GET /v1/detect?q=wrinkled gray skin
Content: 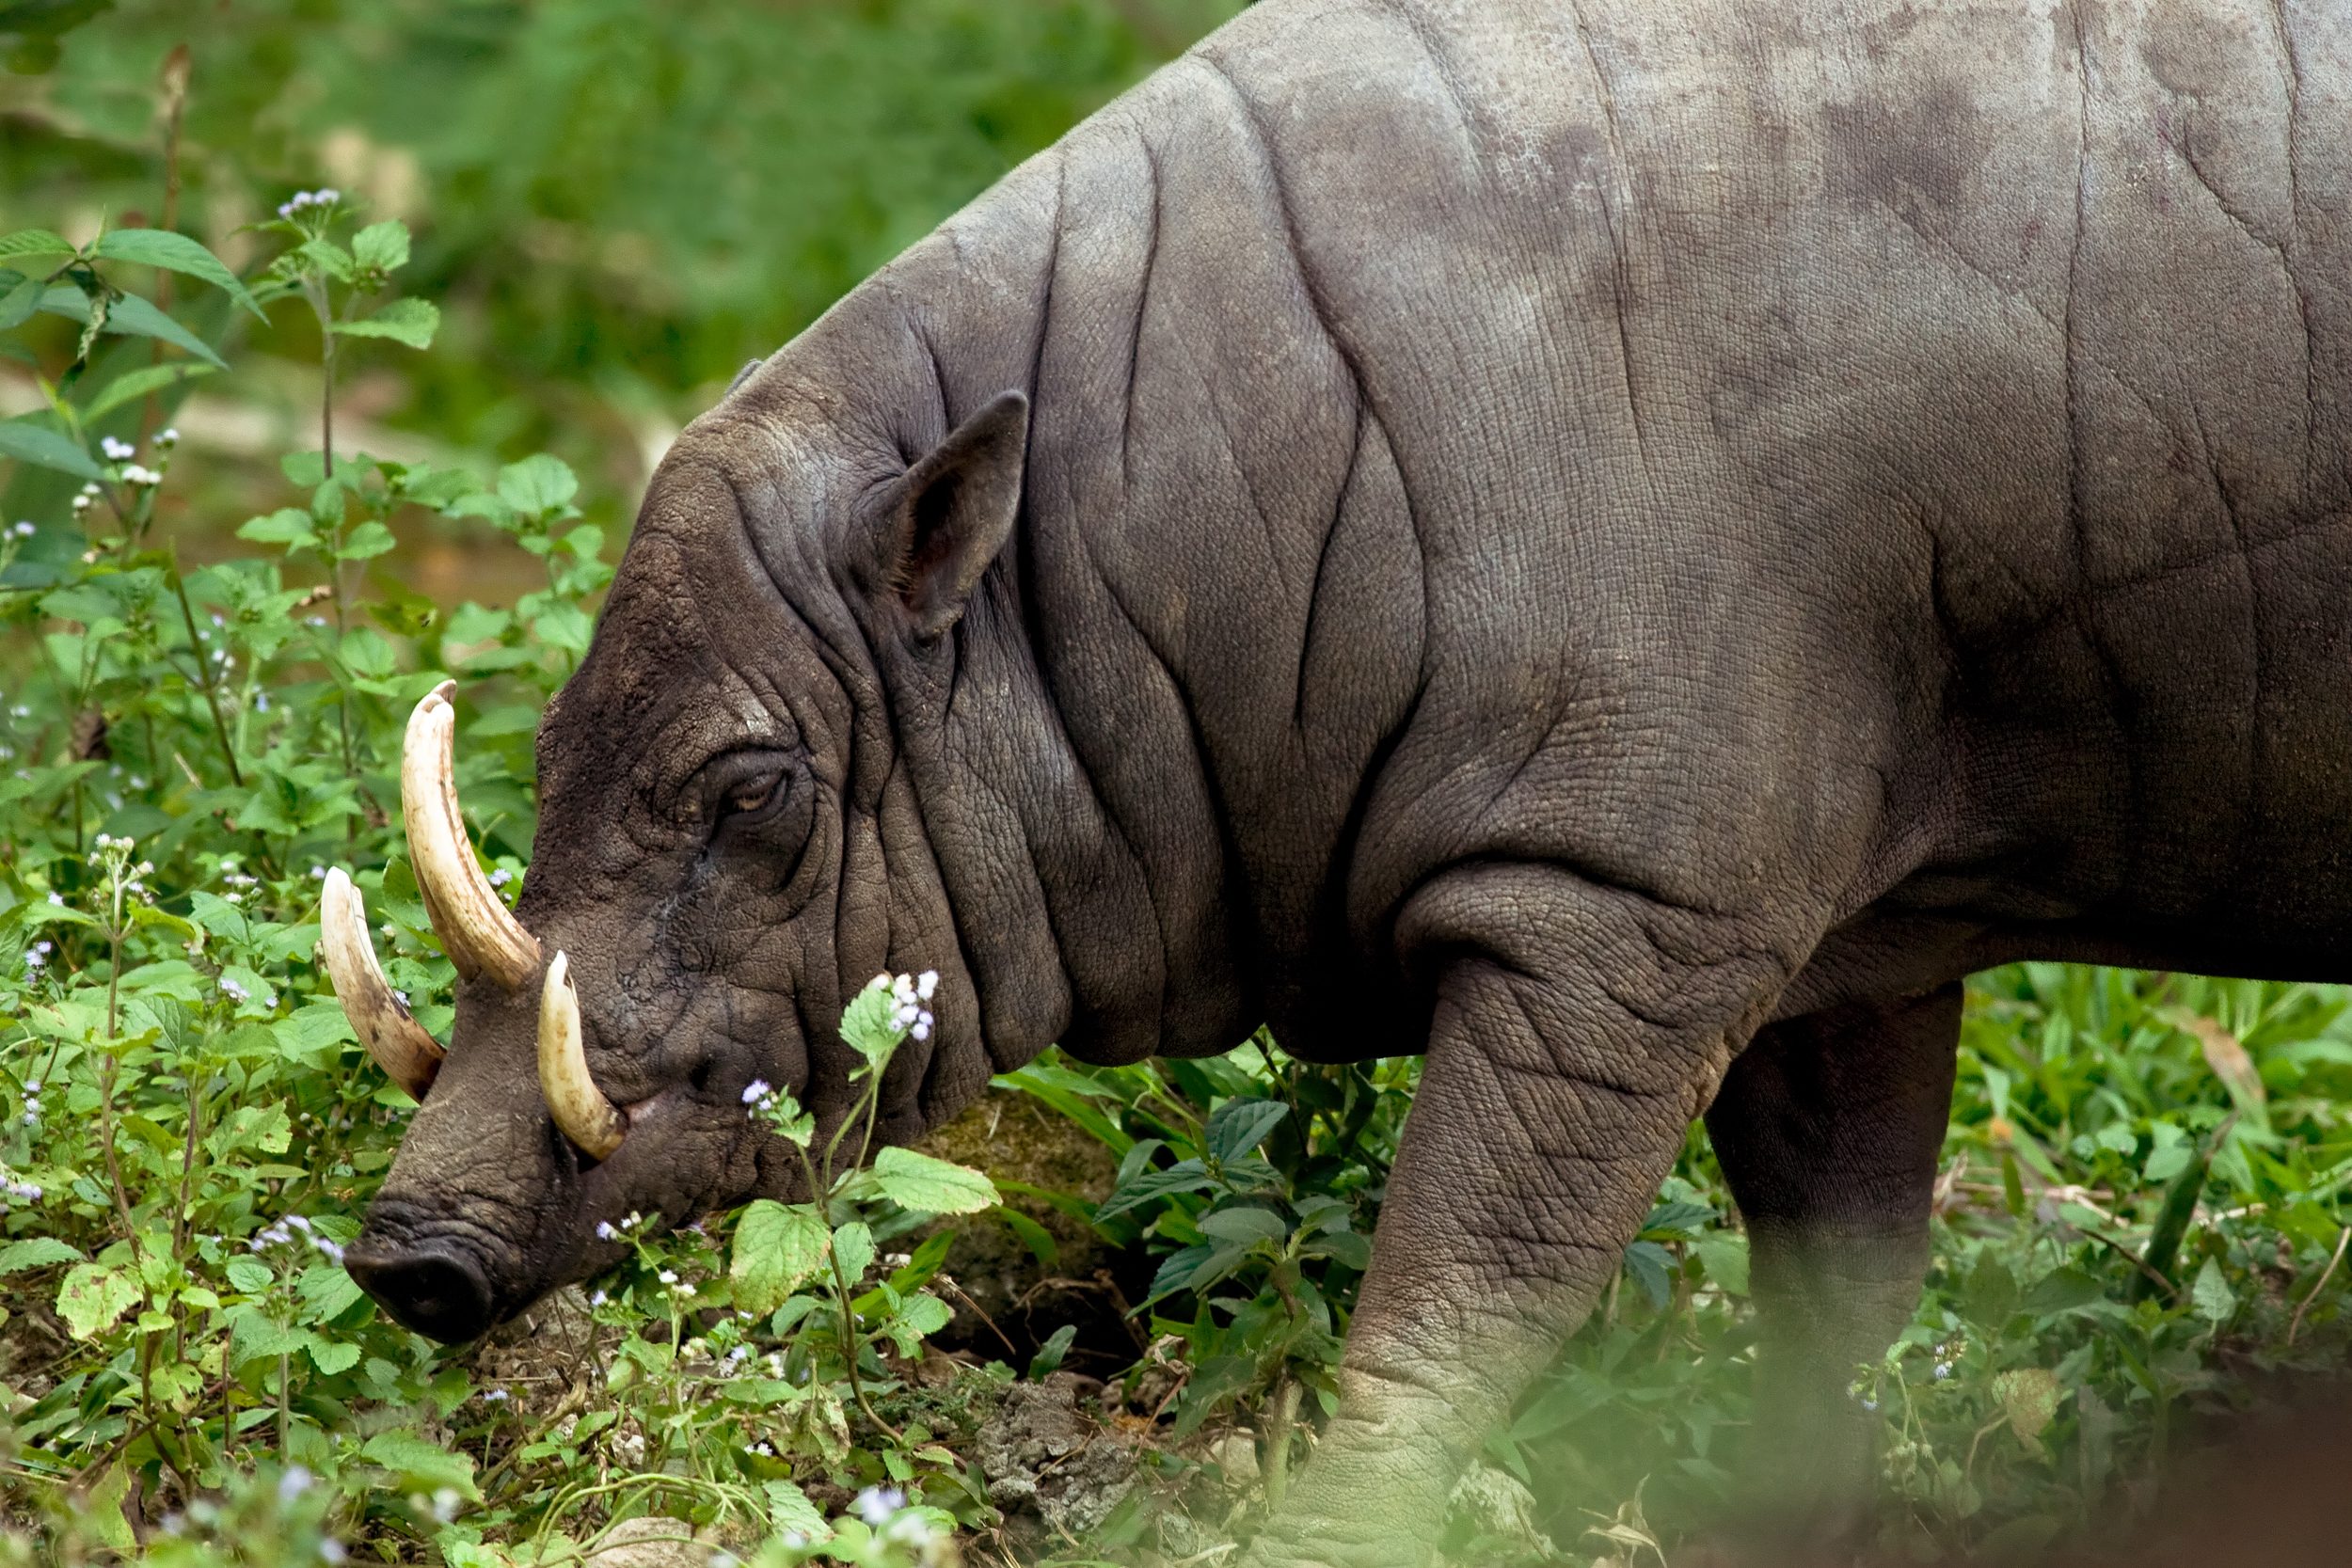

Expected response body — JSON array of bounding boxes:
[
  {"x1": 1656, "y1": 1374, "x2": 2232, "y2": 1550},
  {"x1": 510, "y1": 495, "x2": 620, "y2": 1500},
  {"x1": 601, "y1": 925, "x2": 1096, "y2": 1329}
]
[{"x1": 345, "y1": 0, "x2": 2352, "y2": 1559}]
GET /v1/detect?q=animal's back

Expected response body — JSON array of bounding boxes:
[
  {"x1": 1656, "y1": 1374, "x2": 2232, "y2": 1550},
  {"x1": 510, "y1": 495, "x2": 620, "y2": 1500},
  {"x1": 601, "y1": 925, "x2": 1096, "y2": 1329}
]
[
  {"x1": 746, "y1": 0, "x2": 2352, "y2": 1053},
  {"x1": 1119, "y1": 0, "x2": 2352, "y2": 997}
]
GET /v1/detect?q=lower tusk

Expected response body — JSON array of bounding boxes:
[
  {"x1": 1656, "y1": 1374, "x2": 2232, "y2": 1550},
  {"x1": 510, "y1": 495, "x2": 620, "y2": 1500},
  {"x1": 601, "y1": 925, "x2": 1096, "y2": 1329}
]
[
  {"x1": 538, "y1": 951, "x2": 625, "y2": 1159},
  {"x1": 318, "y1": 868, "x2": 444, "y2": 1101}
]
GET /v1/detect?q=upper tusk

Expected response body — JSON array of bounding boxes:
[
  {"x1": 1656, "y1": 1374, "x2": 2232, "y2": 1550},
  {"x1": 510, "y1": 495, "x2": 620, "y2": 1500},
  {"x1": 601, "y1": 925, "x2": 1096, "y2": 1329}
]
[
  {"x1": 402, "y1": 680, "x2": 540, "y2": 990},
  {"x1": 538, "y1": 951, "x2": 626, "y2": 1159},
  {"x1": 318, "y1": 868, "x2": 445, "y2": 1101}
]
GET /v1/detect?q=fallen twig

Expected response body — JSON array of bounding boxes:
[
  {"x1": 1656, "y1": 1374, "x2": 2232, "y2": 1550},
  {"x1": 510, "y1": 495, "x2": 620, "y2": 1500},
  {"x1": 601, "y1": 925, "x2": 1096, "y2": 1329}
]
[{"x1": 2287, "y1": 1225, "x2": 2351, "y2": 1348}]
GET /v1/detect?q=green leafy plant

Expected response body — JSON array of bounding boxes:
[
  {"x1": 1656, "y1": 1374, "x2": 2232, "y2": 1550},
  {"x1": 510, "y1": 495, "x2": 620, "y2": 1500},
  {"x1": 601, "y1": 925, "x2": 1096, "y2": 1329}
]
[{"x1": 0, "y1": 215, "x2": 1005, "y2": 1565}]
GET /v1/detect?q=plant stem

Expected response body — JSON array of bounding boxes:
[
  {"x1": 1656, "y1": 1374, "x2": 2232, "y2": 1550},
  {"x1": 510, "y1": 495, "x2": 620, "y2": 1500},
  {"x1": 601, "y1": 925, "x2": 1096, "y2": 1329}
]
[
  {"x1": 95, "y1": 886, "x2": 141, "y2": 1250},
  {"x1": 167, "y1": 548, "x2": 242, "y2": 787},
  {"x1": 827, "y1": 1236, "x2": 901, "y2": 1443},
  {"x1": 1262, "y1": 1375, "x2": 1301, "y2": 1510},
  {"x1": 141, "y1": 45, "x2": 192, "y2": 438}
]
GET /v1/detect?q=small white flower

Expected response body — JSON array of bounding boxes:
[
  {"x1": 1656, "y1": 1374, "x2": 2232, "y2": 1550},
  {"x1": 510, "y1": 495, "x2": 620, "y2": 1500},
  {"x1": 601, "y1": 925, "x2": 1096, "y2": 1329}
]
[
  {"x1": 9, "y1": 521, "x2": 30, "y2": 538},
  {"x1": 916, "y1": 969, "x2": 939, "y2": 1000},
  {"x1": 596, "y1": 1221, "x2": 618, "y2": 1241},
  {"x1": 658, "y1": 1269, "x2": 677, "y2": 1284},
  {"x1": 46, "y1": 892, "x2": 62, "y2": 907},
  {"x1": 488, "y1": 867, "x2": 512, "y2": 886},
  {"x1": 100, "y1": 436, "x2": 135, "y2": 461},
  {"x1": 157, "y1": 427, "x2": 180, "y2": 447},
  {"x1": 740, "y1": 1079, "x2": 772, "y2": 1105},
  {"x1": 854, "y1": 1486, "x2": 905, "y2": 1526}
]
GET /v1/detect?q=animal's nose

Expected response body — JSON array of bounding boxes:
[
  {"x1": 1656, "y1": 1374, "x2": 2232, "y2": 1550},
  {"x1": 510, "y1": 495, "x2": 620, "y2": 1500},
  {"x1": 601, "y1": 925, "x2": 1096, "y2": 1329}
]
[{"x1": 344, "y1": 1240, "x2": 494, "y2": 1342}]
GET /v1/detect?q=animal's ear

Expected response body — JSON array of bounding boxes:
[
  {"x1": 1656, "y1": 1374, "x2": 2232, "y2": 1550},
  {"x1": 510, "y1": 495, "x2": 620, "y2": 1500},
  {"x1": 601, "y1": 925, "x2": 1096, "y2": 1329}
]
[{"x1": 866, "y1": 389, "x2": 1028, "y2": 640}]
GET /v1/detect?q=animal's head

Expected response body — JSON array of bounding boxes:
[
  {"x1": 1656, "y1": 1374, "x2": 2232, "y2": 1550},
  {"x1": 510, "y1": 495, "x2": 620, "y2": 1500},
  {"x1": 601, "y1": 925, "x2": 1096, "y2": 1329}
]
[{"x1": 330, "y1": 388, "x2": 1033, "y2": 1341}]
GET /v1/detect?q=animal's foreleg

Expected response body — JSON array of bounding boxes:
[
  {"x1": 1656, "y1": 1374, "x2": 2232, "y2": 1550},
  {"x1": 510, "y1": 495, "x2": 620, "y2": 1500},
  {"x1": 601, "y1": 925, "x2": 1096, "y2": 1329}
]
[{"x1": 1246, "y1": 864, "x2": 1798, "y2": 1568}]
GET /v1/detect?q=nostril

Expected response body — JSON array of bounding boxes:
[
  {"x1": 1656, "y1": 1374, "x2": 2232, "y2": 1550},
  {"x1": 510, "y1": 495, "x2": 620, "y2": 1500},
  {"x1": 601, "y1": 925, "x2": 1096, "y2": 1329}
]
[{"x1": 345, "y1": 1243, "x2": 494, "y2": 1343}]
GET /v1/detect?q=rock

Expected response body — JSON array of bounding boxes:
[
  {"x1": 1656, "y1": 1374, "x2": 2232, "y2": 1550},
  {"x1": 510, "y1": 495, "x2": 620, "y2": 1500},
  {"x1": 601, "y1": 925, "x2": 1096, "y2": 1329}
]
[
  {"x1": 973, "y1": 1371, "x2": 1138, "y2": 1542},
  {"x1": 1207, "y1": 1432, "x2": 1261, "y2": 1491}
]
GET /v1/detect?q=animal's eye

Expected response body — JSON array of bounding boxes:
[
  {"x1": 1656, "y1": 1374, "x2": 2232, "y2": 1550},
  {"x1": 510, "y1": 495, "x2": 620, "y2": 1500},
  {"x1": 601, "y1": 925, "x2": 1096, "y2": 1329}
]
[{"x1": 724, "y1": 774, "x2": 779, "y2": 817}]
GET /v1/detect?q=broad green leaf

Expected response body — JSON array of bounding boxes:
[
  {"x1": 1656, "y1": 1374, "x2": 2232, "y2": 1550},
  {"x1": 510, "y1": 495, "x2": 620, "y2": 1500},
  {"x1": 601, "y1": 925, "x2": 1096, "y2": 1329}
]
[
  {"x1": 729, "y1": 1199, "x2": 830, "y2": 1315},
  {"x1": 836, "y1": 980, "x2": 903, "y2": 1071},
  {"x1": 0, "y1": 418, "x2": 101, "y2": 481},
  {"x1": 90, "y1": 229, "x2": 263, "y2": 317},
  {"x1": 1303, "y1": 1228, "x2": 1373, "y2": 1270},
  {"x1": 39, "y1": 284, "x2": 225, "y2": 369},
  {"x1": 765, "y1": 1480, "x2": 834, "y2": 1543},
  {"x1": 80, "y1": 361, "x2": 216, "y2": 422},
  {"x1": 83, "y1": 1465, "x2": 137, "y2": 1553},
  {"x1": 1195, "y1": 1205, "x2": 1287, "y2": 1244},
  {"x1": 831, "y1": 1220, "x2": 875, "y2": 1284},
  {"x1": 228, "y1": 1308, "x2": 305, "y2": 1369},
  {"x1": 224, "y1": 1258, "x2": 271, "y2": 1293},
  {"x1": 40, "y1": 286, "x2": 227, "y2": 368},
  {"x1": 351, "y1": 219, "x2": 411, "y2": 274},
  {"x1": 869, "y1": 1146, "x2": 999, "y2": 1215},
  {"x1": 1094, "y1": 1157, "x2": 1213, "y2": 1223},
  {"x1": 56, "y1": 1262, "x2": 141, "y2": 1340},
  {"x1": 330, "y1": 296, "x2": 438, "y2": 350},
  {"x1": 0, "y1": 229, "x2": 74, "y2": 261},
  {"x1": 993, "y1": 1205, "x2": 1057, "y2": 1268},
  {"x1": 306, "y1": 1335, "x2": 362, "y2": 1374},
  {"x1": 2190, "y1": 1257, "x2": 2236, "y2": 1323},
  {"x1": 235, "y1": 507, "x2": 320, "y2": 549},
  {"x1": 0, "y1": 1237, "x2": 83, "y2": 1275},
  {"x1": 1638, "y1": 1198, "x2": 1715, "y2": 1238},
  {"x1": 2022, "y1": 1266, "x2": 2106, "y2": 1317},
  {"x1": 1205, "y1": 1097, "x2": 1289, "y2": 1164},
  {"x1": 1027, "y1": 1323, "x2": 1077, "y2": 1380},
  {"x1": 360, "y1": 1431, "x2": 480, "y2": 1499},
  {"x1": 496, "y1": 452, "x2": 579, "y2": 517},
  {"x1": 1622, "y1": 1239, "x2": 1674, "y2": 1309},
  {"x1": 1693, "y1": 1234, "x2": 1749, "y2": 1295},
  {"x1": 340, "y1": 519, "x2": 398, "y2": 560},
  {"x1": 880, "y1": 1290, "x2": 952, "y2": 1354},
  {"x1": 297, "y1": 1262, "x2": 364, "y2": 1321},
  {"x1": 0, "y1": 272, "x2": 41, "y2": 331},
  {"x1": 297, "y1": 238, "x2": 355, "y2": 282}
]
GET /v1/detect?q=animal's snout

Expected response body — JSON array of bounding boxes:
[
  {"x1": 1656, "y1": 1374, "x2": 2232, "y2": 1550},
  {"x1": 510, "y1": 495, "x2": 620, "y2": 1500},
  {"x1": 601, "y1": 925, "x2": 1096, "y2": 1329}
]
[{"x1": 345, "y1": 1239, "x2": 495, "y2": 1343}]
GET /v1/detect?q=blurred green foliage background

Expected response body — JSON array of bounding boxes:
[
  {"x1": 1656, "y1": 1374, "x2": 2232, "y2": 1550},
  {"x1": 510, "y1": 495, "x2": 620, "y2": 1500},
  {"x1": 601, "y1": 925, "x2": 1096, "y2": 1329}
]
[{"x1": 0, "y1": 0, "x2": 1240, "y2": 595}]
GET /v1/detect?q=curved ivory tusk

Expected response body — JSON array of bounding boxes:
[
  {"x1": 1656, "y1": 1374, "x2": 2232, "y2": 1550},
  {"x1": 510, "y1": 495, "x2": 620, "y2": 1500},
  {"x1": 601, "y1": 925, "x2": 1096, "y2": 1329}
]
[
  {"x1": 539, "y1": 951, "x2": 626, "y2": 1159},
  {"x1": 319, "y1": 868, "x2": 444, "y2": 1101},
  {"x1": 402, "y1": 680, "x2": 540, "y2": 990}
]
